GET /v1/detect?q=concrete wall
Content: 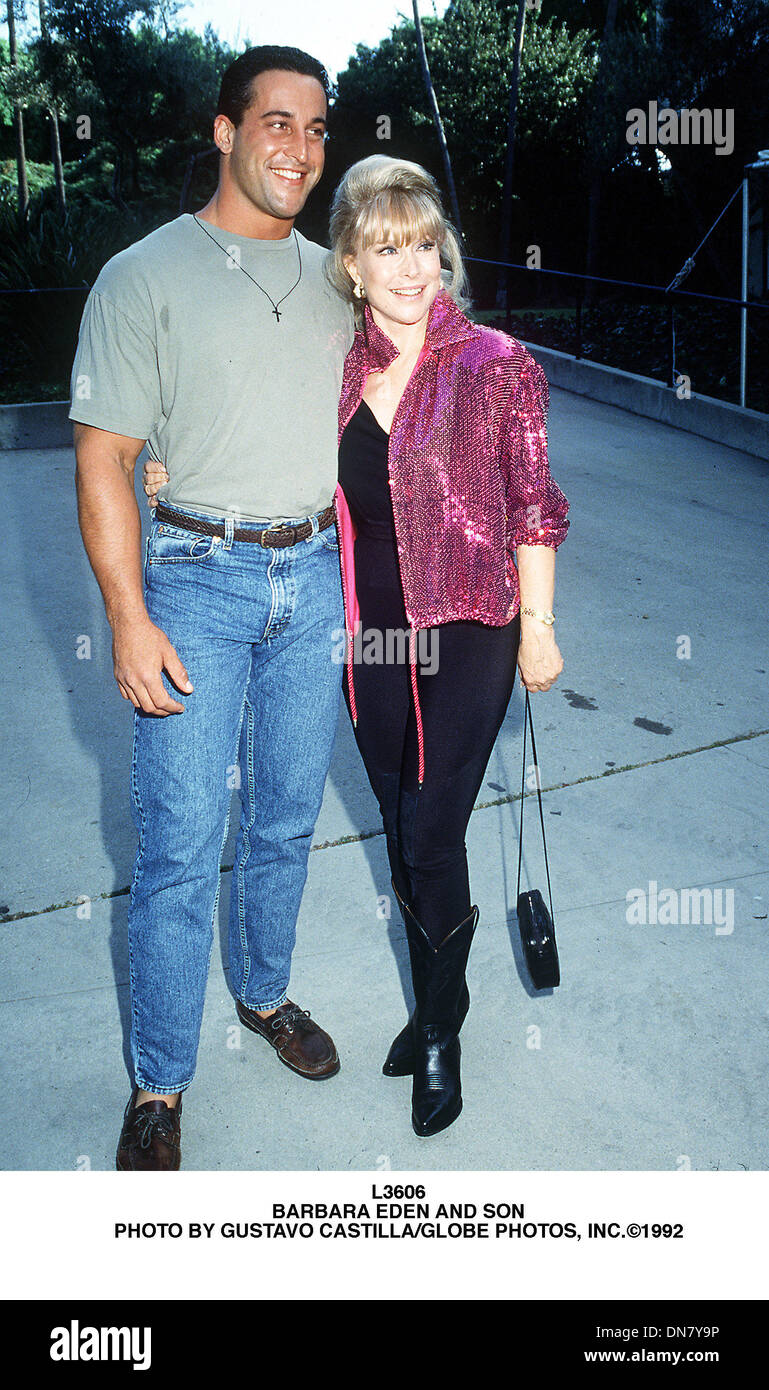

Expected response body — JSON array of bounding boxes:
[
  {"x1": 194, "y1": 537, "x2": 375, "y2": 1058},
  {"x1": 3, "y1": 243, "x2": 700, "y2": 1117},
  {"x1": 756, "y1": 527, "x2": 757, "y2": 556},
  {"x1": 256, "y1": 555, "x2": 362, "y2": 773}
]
[
  {"x1": 520, "y1": 342, "x2": 769, "y2": 461},
  {"x1": 0, "y1": 401, "x2": 72, "y2": 451},
  {"x1": 2, "y1": 353, "x2": 767, "y2": 458}
]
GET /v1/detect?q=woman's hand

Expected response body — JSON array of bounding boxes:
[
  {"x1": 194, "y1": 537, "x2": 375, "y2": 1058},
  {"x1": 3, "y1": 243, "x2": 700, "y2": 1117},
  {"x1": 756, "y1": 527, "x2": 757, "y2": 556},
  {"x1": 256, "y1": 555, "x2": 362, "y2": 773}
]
[
  {"x1": 142, "y1": 459, "x2": 169, "y2": 508},
  {"x1": 517, "y1": 624, "x2": 564, "y2": 693}
]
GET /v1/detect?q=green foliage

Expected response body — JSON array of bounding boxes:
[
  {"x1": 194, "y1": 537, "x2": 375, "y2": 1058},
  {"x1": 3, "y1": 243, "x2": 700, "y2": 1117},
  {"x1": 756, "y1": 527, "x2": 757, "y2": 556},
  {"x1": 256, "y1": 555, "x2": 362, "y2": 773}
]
[
  {"x1": 25, "y1": 2, "x2": 234, "y2": 200},
  {"x1": 332, "y1": 5, "x2": 597, "y2": 253},
  {"x1": 0, "y1": 180, "x2": 169, "y2": 398},
  {"x1": 583, "y1": 26, "x2": 660, "y2": 175},
  {"x1": 0, "y1": 181, "x2": 159, "y2": 289},
  {"x1": 0, "y1": 0, "x2": 767, "y2": 403},
  {"x1": 0, "y1": 39, "x2": 15, "y2": 124},
  {"x1": 0, "y1": 24, "x2": 39, "y2": 111},
  {"x1": 543, "y1": 0, "x2": 654, "y2": 37}
]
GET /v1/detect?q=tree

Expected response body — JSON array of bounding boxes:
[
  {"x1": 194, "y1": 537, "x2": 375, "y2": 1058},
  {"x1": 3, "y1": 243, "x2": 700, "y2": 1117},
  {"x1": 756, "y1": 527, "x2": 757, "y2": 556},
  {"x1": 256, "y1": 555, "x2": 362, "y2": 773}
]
[
  {"x1": 584, "y1": 0, "x2": 618, "y2": 297},
  {"x1": 497, "y1": 0, "x2": 527, "y2": 309},
  {"x1": 656, "y1": 0, "x2": 769, "y2": 295},
  {"x1": 45, "y1": 0, "x2": 162, "y2": 202},
  {"x1": 36, "y1": 0, "x2": 66, "y2": 213},
  {"x1": 412, "y1": 0, "x2": 464, "y2": 242},
  {"x1": 5, "y1": 0, "x2": 29, "y2": 219},
  {"x1": 333, "y1": 1, "x2": 596, "y2": 270},
  {"x1": 38, "y1": 3, "x2": 232, "y2": 205}
]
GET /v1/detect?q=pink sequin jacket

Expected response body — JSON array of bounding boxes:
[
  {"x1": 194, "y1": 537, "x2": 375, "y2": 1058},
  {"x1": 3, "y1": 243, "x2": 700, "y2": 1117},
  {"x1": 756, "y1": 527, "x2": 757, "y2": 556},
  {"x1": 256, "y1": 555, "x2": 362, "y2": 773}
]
[{"x1": 332, "y1": 289, "x2": 569, "y2": 782}]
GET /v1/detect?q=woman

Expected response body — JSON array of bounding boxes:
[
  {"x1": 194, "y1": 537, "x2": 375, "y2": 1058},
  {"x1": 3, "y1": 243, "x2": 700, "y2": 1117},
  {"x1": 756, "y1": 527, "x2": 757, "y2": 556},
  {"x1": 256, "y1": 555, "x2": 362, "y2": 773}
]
[{"x1": 144, "y1": 155, "x2": 569, "y2": 1138}]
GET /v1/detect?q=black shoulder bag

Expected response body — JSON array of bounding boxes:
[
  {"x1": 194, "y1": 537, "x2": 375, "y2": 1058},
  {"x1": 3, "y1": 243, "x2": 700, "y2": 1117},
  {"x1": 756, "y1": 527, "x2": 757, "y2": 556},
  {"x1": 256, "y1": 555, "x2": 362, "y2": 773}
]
[{"x1": 516, "y1": 689, "x2": 561, "y2": 989}]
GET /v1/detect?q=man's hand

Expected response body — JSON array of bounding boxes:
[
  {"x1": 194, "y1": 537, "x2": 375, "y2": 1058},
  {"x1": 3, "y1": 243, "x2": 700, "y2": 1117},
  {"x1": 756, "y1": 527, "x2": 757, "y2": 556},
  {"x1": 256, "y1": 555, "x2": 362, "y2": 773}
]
[
  {"x1": 112, "y1": 613, "x2": 194, "y2": 715},
  {"x1": 143, "y1": 459, "x2": 169, "y2": 508},
  {"x1": 517, "y1": 626, "x2": 564, "y2": 693}
]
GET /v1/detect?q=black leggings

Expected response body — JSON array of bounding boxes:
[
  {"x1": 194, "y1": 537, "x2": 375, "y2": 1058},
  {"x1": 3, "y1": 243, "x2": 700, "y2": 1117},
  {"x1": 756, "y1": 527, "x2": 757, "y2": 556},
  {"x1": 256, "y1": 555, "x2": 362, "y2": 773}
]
[{"x1": 344, "y1": 533, "x2": 520, "y2": 946}]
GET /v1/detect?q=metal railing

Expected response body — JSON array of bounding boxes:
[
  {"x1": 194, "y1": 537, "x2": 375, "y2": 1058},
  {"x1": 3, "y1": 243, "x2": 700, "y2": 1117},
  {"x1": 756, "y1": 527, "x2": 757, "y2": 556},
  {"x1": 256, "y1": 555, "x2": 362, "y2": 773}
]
[
  {"x1": 465, "y1": 257, "x2": 769, "y2": 414},
  {"x1": 2, "y1": 264, "x2": 767, "y2": 414}
]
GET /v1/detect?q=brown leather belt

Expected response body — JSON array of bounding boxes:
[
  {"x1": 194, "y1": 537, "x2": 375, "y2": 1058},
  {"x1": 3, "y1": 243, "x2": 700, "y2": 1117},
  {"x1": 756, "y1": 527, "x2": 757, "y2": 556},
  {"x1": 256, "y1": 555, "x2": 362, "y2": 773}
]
[{"x1": 154, "y1": 503, "x2": 336, "y2": 548}]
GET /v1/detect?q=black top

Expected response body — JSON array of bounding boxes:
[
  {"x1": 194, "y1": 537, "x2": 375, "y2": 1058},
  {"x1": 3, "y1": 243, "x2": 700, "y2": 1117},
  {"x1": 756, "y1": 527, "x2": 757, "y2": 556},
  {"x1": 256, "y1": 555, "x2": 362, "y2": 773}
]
[{"x1": 338, "y1": 399, "x2": 397, "y2": 542}]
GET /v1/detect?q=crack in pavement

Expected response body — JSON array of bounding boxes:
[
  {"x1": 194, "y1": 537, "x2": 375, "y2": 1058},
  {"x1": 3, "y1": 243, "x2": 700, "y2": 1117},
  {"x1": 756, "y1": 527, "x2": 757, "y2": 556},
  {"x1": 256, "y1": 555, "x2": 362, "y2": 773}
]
[{"x1": 2, "y1": 726, "x2": 767, "y2": 925}]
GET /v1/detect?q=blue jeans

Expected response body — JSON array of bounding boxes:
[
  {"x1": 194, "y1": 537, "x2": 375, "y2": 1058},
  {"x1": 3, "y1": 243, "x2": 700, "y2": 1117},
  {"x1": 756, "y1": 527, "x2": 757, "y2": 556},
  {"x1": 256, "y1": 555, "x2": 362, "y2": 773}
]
[{"x1": 127, "y1": 505, "x2": 343, "y2": 1094}]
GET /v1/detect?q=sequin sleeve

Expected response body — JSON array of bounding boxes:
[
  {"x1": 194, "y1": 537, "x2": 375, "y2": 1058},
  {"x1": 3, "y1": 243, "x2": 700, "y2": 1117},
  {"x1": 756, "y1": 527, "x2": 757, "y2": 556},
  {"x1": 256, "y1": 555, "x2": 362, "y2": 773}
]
[{"x1": 500, "y1": 352, "x2": 570, "y2": 551}]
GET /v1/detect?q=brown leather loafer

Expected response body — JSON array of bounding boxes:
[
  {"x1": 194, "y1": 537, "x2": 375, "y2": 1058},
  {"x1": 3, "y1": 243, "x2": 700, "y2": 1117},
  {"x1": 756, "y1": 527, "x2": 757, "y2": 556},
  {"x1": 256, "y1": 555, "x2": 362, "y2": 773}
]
[
  {"x1": 115, "y1": 1089, "x2": 182, "y2": 1170},
  {"x1": 236, "y1": 999, "x2": 340, "y2": 1080}
]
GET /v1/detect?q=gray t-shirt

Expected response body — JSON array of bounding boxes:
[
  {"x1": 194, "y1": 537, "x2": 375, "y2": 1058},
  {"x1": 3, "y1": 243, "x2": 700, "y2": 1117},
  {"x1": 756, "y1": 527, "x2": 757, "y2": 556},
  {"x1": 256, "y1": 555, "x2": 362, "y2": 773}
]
[{"x1": 69, "y1": 214, "x2": 354, "y2": 523}]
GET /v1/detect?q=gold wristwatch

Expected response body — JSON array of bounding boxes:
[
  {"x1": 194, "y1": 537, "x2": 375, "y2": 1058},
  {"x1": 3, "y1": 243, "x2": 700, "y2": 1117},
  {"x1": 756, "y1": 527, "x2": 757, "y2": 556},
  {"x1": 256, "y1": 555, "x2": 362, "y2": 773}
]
[{"x1": 521, "y1": 607, "x2": 555, "y2": 626}]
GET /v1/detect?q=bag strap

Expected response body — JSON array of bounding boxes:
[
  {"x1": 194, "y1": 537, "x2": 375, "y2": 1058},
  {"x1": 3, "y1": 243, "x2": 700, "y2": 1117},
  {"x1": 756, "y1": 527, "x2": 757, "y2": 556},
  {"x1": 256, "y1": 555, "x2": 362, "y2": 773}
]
[{"x1": 516, "y1": 689, "x2": 555, "y2": 921}]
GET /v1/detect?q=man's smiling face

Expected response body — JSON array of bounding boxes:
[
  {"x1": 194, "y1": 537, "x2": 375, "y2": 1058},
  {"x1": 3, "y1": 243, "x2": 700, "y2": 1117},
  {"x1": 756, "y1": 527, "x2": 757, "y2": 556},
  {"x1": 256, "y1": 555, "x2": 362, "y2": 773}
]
[{"x1": 226, "y1": 69, "x2": 327, "y2": 227}]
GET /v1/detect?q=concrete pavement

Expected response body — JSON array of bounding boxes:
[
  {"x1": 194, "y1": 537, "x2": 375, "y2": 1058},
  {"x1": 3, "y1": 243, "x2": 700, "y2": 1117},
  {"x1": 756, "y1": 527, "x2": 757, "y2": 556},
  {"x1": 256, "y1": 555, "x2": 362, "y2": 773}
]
[{"x1": 1, "y1": 387, "x2": 767, "y2": 1170}]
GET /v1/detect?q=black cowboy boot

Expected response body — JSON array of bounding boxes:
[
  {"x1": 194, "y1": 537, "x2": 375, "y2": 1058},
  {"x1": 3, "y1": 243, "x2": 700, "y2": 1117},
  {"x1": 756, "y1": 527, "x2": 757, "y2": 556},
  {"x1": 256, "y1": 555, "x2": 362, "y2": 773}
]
[
  {"x1": 401, "y1": 904, "x2": 478, "y2": 1137},
  {"x1": 383, "y1": 881, "x2": 471, "y2": 1077}
]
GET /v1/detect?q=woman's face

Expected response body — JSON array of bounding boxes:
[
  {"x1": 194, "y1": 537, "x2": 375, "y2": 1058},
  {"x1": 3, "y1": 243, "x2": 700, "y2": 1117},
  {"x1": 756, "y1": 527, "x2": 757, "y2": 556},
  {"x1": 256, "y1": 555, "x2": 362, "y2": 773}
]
[{"x1": 345, "y1": 232, "x2": 443, "y2": 332}]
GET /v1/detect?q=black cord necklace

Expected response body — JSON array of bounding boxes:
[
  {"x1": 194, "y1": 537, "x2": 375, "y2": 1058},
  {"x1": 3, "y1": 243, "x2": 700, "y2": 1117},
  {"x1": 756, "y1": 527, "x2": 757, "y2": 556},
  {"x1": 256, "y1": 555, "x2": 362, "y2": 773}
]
[{"x1": 192, "y1": 214, "x2": 302, "y2": 323}]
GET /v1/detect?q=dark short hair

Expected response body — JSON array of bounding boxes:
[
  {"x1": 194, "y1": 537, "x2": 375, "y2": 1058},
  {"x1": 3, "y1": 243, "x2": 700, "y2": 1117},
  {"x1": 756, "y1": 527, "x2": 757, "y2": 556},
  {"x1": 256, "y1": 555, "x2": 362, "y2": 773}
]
[{"x1": 217, "y1": 46, "x2": 332, "y2": 127}]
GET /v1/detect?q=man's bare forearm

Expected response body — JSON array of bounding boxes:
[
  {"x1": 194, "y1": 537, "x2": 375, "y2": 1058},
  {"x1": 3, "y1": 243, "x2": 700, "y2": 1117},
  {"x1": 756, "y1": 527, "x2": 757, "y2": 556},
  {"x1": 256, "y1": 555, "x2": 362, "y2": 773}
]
[
  {"x1": 74, "y1": 425, "x2": 147, "y2": 629},
  {"x1": 74, "y1": 423, "x2": 190, "y2": 714}
]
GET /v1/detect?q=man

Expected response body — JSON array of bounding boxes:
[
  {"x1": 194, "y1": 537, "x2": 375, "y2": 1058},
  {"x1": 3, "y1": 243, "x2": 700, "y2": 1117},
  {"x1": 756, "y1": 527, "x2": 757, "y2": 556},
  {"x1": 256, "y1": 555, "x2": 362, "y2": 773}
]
[{"x1": 71, "y1": 46, "x2": 354, "y2": 1169}]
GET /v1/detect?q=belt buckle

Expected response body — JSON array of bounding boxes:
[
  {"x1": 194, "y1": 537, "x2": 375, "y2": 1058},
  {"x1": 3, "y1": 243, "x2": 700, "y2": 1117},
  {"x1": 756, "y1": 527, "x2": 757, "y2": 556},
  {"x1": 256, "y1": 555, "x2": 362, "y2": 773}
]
[{"x1": 260, "y1": 521, "x2": 301, "y2": 548}]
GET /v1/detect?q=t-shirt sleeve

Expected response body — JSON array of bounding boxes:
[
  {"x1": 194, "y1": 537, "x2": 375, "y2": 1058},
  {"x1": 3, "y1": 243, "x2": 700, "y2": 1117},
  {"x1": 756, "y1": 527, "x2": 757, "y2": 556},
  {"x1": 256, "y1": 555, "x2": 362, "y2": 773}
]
[{"x1": 69, "y1": 289, "x2": 162, "y2": 439}]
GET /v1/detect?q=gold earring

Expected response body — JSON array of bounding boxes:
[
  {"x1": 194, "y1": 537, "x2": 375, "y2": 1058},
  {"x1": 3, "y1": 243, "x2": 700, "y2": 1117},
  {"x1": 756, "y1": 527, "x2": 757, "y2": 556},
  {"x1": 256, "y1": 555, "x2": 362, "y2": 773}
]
[{"x1": 353, "y1": 280, "x2": 366, "y2": 300}]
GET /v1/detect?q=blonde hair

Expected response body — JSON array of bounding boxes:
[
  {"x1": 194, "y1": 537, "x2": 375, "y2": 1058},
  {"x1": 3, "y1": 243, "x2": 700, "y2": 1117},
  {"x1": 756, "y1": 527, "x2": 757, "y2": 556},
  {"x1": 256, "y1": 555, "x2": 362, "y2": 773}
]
[{"x1": 327, "y1": 154, "x2": 470, "y2": 321}]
